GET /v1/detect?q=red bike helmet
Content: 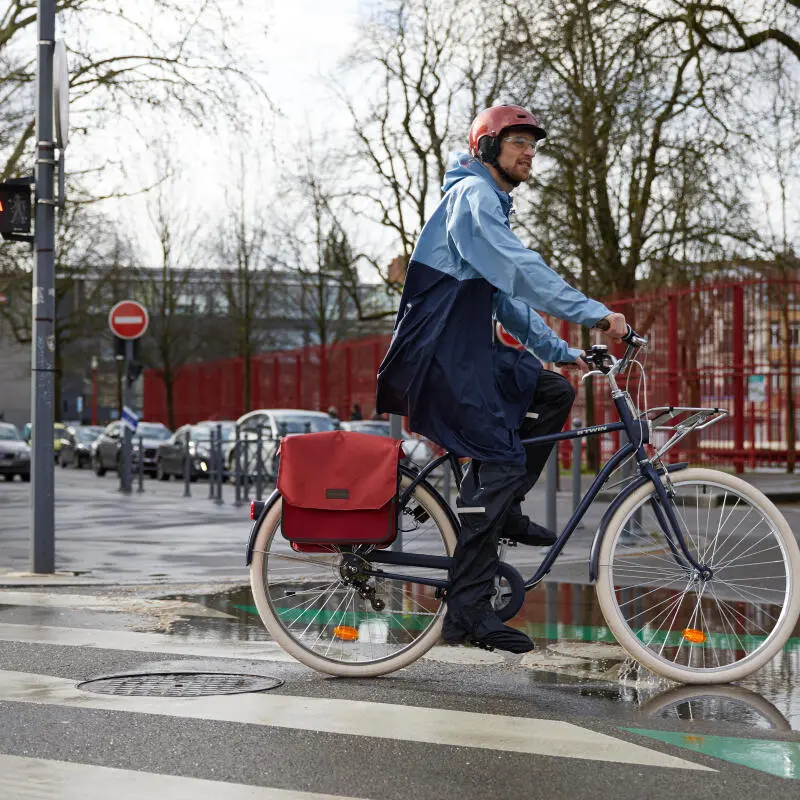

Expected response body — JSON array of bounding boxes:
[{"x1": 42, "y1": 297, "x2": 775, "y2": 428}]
[{"x1": 469, "y1": 105, "x2": 546, "y2": 163}]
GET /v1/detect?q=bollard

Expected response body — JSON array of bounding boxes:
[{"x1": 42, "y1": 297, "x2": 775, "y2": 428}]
[
  {"x1": 242, "y1": 426, "x2": 250, "y2": 502},
  {"x1": 182, "y1": 428, "x2": 191, "y2": 497},
  {"x1": 545, "y1": 447, "x2": 557, "y2": 534},
  {"x1": 215, "y1": 423, "x2": 224, "y2": 505},
  {"x1": 255, "y1": 424, "x2": 264, "y2": 501},
  {"x1": 571, "y1": 417, "x2": 582, "y2": 517},
  {"x1": 208, "y1": 427, "x2": 216, "y2": 501},
  {"x1": 233, "y1": 424, "x2": 243, "y2": 507},
  {"x1": 137, "y1": 435, "x2": 145, "y2": 493}
]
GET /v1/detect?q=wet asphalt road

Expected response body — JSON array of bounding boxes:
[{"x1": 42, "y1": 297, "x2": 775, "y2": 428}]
[{"x1": 0, "y1": 470, "x2": 798, "y2": 797}]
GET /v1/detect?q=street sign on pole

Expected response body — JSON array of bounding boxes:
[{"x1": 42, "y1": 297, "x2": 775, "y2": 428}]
[
  {"x1": 108, "y1": 300, "x2": 149, "y2": 340},
  {"x1": 53, "y1": 40, "x2": 69, "y2": 150},
  {"x1": 109, "y1": 302, "x2": 146, "y2": 494},
  {"x1": 121, "y1": 405, "x2": 139, "y2": 431}
]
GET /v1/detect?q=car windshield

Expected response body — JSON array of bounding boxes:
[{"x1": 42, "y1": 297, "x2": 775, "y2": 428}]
[
  {"x1": 0, "y1": 424, "x2": 22, "y2": 441},
  {"x1": 347, "y1": 422, "x2": 391, "y2": 437},
  {"x1": 198, "y1": 422, "x2": 236, "y2": 441},
  {"x1": 276, "y1": 415, "x2": 338, "y2": 434},
  {"x1": 76, "y1": 428, "x2": 102, "y2": 443},
  {"x1": 137, "y1": 423, "x2": 170, "y2": 440}
]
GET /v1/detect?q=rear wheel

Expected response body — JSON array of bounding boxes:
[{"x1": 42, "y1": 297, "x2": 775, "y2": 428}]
[
  {"x1": 596, "y1": 468, "x2": 800, "y2": 684},
  {"x1": 93, "y1": 455, "x2": 106, "y2": 477},
  {"x1": 250, "y1": 473, "x2": 458, "y2": 677}
]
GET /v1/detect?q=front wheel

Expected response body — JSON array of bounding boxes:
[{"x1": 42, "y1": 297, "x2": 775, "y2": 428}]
[
  {"x1": 250, "y1": 473, "x2": 458, "y2": 677},
  {"x1": 596, "y1": 468, "x2": 800, "y2": 684}
]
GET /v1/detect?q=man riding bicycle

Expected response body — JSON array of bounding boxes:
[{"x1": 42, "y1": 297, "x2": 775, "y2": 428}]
[{"x1": 376, "y1": 104, "x2": 626, "y2": 654}]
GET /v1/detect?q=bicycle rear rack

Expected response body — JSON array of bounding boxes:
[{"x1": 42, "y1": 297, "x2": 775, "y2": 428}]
[{"x1": 642, "y1": 406, "x2": 729, "y2": 459}]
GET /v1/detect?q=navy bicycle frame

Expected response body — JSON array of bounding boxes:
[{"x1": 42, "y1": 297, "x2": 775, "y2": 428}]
[{"x1": 367, "y1": 390, "x2": 709, "y2": 592}]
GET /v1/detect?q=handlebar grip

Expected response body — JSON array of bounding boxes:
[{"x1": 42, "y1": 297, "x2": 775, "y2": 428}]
[{"x1": 593, "y1": 319, "x2": 648, "y2": 347}]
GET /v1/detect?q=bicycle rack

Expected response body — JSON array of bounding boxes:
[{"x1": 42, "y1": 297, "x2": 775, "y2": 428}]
[{"x1": 642, "y1": 406, "x2": 729, "y2": 460}]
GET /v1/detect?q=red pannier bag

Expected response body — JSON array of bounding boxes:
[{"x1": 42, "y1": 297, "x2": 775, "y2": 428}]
[{"x1": 277, "y1": 430, "x2": 403, "y2": 552}]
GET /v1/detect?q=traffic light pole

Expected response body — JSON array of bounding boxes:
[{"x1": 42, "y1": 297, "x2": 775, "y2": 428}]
[{"x1": 30, "y1": 0, "x2": 57, "y2": 573}]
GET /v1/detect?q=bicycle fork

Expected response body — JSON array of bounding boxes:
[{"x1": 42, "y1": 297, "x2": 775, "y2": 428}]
[{"x1": 642, "y1": 464, "x2": 712, "y2": 580}]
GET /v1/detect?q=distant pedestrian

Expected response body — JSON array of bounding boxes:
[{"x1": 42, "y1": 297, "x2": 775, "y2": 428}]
[
  {"x1": 349, "y1": 403, "x2": 363, "y2": 421},
  {"x1": 327, "y1": 405, "x2": 339, "y2": 421}
]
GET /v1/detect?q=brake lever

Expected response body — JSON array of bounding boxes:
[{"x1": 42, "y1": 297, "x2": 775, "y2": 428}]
[{"x1": 581, "y1": 369, "x2": 606, "y2": 383}]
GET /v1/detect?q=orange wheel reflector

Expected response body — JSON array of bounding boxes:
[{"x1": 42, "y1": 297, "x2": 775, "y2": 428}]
[
  {"x1": 682, "y1": 628, "x2": 706, "y2": 644},
  {"x1": 333, "y1": 625, "x2": 359, "y2": 641}
]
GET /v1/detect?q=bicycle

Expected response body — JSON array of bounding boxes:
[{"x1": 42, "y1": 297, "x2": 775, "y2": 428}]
[{"x1": 245, "y1": 326, "x2": 800, "y2": 684}]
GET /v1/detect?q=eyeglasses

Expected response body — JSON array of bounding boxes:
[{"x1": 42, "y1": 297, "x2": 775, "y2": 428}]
[{"x1": 501, "y1": 136, "x2": 541, "y2": 154}]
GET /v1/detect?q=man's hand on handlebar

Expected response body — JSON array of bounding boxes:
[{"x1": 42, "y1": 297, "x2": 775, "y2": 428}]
[{"x1": 600, "y1": 312, "x2": 627, "y2": 340}]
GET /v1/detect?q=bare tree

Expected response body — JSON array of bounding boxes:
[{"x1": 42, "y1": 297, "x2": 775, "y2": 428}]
[
  {"x1": 136, "y1": 185, "x2": 208, "y2": 430},
  {"x1": 0, "y1": 200, "x2": 131, "y2": 419},
  {"x1": 1, "y1": 0, "x2": 268, "y2": 185},
  {"x1": 214, "y1": 163, "x2": 277, "y2": 413},
  {"x1": 333, "y1": 0, "x2": 509, "y2": 281}
]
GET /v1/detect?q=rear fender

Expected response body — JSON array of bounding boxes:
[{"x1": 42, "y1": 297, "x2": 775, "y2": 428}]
[
  {"x1": 245, "y1": 489, "x2": 280, "y2": 566},
  {"x1": 588, "y1": 463, "x2": 688, "y2": 582}
]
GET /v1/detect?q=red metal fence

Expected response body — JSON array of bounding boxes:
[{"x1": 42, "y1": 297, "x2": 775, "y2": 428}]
[{"x1": 144, "y1": 272, "x2": 799, "y2": 470}]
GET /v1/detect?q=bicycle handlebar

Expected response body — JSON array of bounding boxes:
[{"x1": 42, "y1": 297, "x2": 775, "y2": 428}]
[{"x1": 593, "y1": 319, "x2": 648, "y2": 348}]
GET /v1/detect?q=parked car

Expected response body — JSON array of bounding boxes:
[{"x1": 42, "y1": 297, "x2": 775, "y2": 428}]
[
  {"x1": 0, "y1": 422, "x2": 31, "y2": 482},
  {"x1": 58, "y1": 425, "x2": 104, "y2": 469},
  {"x1": 155, "y1": 421, "x2": 236, "y2": 481},
  {"x1": 92, "y1": 420, "x2": 171, "y2": 478},
  {"x1": 21, "y1": 421, "x2": 67, "y2": 462},
  {"x1": 339, "y1": 420, "x2": 435, "y2": 470},
  {"x1": 231, "y1": 409, "x2": 340, "y2": 481}
]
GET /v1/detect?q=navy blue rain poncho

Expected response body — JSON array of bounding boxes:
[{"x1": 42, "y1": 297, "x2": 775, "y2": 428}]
[{"x1": 376, "y1": 152, "x2": 610, "y2": 465}]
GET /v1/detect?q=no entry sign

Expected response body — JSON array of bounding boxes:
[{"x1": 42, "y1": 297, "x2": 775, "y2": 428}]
[{"x1": 109, "y1": 300, "x2": 149, "y2": 340}]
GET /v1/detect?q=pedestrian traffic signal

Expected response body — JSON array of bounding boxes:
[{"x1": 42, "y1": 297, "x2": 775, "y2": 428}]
[{"x1": 0, "y1": 182, "x2": 32, "y2": 235}]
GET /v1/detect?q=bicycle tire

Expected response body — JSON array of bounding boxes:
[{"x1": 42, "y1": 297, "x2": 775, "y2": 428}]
[
  {"x1": 596, "y1": 468, "x2": 800, "y2": 684},
  {"x1": 249, "y1": 473, "x2": 458, "y2": 677}
]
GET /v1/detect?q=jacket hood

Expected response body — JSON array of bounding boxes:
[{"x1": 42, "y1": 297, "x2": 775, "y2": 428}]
[{"x1": 442, "y1": 151, "x2": 512, "y2": 213}]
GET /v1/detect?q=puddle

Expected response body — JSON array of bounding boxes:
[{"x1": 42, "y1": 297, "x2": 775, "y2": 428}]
[{"x1": 164, "y1": 580, "x2": 800, "y2": 731}]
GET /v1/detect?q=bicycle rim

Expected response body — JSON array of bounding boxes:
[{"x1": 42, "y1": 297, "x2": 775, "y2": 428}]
[
  {"x1": 597, "y1": 470, "x2": 799, "y2": 683},
  {"x1": 251, "y1": 476, "x2": 457, "y2": 675}
]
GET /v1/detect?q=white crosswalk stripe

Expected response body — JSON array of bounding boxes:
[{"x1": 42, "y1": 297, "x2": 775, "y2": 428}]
[
  {"x1": 0, "y1": 668, "x2": 710, "y2": 770},
  {"x1": 0, "y1": 622, "x2": 506, "y2": 665},
  {"x1": 0, "y1": 753, "x2": 369, "y2": 800}
]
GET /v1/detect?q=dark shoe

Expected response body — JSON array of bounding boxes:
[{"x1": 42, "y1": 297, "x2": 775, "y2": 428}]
[
  {"x1": 442, "y1": 606, "x2": 533, "y2": 654},
  {"x1": 502, "y1": 507, "x2": 557, "y2": 547}
]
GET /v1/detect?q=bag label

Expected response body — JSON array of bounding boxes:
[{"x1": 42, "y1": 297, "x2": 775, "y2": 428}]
[{"x1": 325, "y1": 488, "x2": 350, "y2": 500}]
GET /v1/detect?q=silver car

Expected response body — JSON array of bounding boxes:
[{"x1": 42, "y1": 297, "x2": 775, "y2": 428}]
[
  {"x1": 339, "y1": 420, "x2": 435, "y2": 470},
  {"x1": 229, "y1": 409, "x2": 340, "y2": 481},
  {"x1": 0, "y1": 423, "x2": 31, "y2": 482}
]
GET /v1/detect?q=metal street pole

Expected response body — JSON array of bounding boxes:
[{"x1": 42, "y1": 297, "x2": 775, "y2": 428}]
[
  {"x1": 120, "y1": 339, "x2": 133, "y2": 493},
  {"x1": 30, "y1": 0, "x2": 57, "y2": 573},
  {"x1": 91, "y1": 356, "x2": 98, "y2": 425}
]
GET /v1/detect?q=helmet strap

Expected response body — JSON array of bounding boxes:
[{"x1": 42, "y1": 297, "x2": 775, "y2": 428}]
[{"x1": 478, "y1": 136, "x2": 521, "y2": 189}]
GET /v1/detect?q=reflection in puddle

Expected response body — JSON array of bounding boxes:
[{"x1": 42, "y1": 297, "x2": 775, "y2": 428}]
[{"x1": 165, "y1": 579, "x2": 800, "y2": 731}]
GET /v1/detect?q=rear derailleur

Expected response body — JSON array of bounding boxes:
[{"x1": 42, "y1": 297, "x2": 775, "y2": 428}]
[{"x1": 339, "y1": 555, "x2": 385, "y2": 611}]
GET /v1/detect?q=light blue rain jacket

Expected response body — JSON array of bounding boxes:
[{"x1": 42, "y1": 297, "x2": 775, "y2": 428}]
[{"x1": 376, "y1": 152, "x2": 610, "y2": 464}]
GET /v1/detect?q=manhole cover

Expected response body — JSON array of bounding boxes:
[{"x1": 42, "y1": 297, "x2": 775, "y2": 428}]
[{"x1": 77, "y1": 672, "x2": 282, "y2": 697}]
